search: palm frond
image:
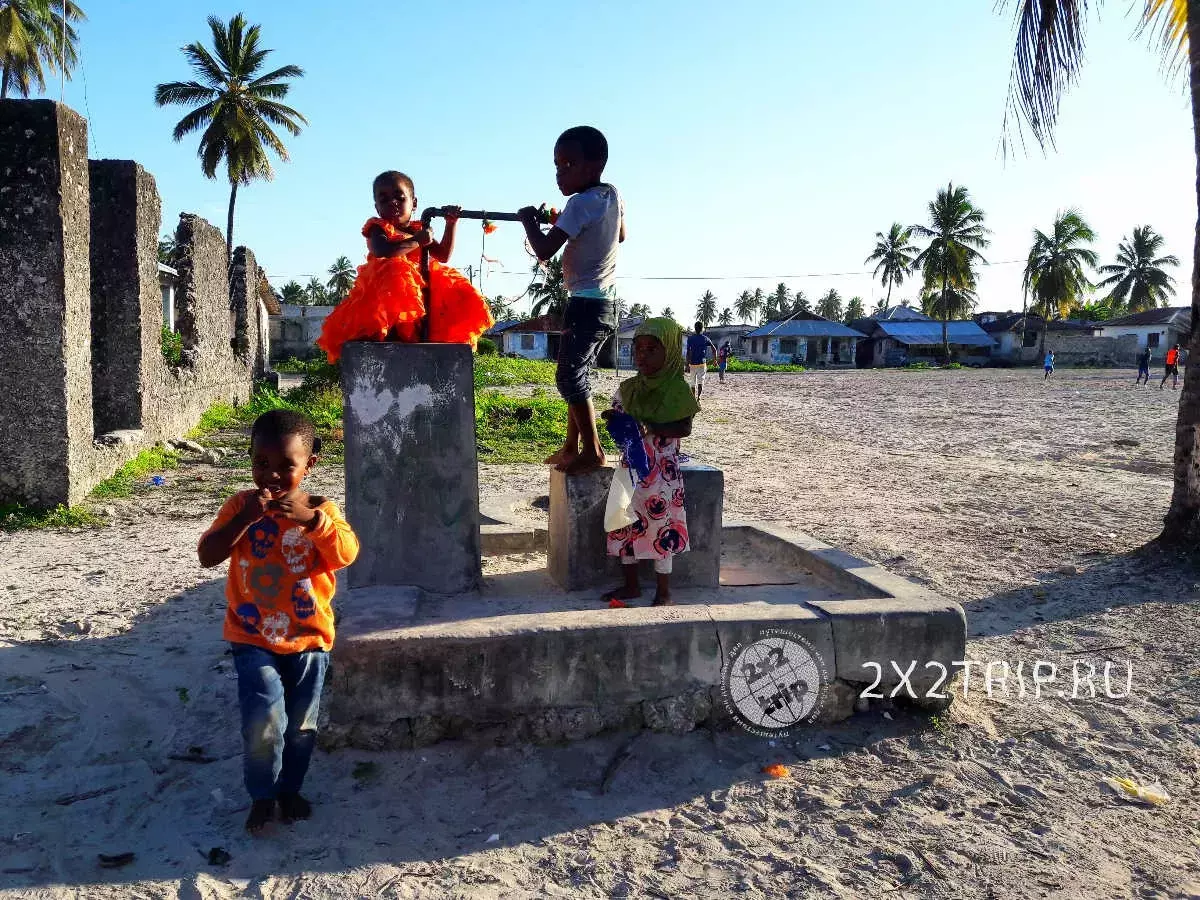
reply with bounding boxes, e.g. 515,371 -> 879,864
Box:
154,80 -> 217,107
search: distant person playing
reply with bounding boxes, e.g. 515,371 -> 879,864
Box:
602,319 -> 699,606
1161,343 -> 1183,389
686,322 -> 718,403
519,125 -> 624,475
198,411 -> 360,834
1136,346 -> 1153,386
1044,350 -> 1055,381
717,340 -> 731,384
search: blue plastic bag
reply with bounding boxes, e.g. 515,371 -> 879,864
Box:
604,412 -> 652,482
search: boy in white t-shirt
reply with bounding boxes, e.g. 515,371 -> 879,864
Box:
519,125 -> 625,475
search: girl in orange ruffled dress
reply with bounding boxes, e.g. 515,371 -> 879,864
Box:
316,171 -> 494,363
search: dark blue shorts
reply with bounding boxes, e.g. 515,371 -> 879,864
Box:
556,297 -> 618,405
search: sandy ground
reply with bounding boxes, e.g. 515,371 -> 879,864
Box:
2,367 -> 1199,899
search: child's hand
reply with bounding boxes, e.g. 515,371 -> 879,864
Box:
271,497 -> 318,526
441,205 -> 461,223
517,206 -> 540,227
415,229 -> 434,247
240,488 -> 271,523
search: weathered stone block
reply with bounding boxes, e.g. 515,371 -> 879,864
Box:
0,100 -> 93,508
341,342 -> 481,593
547,462 -> 723,591
89,159 -> 162,433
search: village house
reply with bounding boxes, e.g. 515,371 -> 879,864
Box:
269,303 -> 334,361
744,314 -> 865,367
850,307 -> 993,366
974,312 -> 1100,363
1099,306 -> 1192,351
501,314 -> 560,360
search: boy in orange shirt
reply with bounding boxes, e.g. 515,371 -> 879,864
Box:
198,410 -> 359,833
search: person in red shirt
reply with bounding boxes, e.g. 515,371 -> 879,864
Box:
199,410 -> 359,833
1161,343 -> 1183,390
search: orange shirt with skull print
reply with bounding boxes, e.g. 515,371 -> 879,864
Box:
203,491 -> 360,654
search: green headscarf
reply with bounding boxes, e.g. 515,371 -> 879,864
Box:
618,318 -> 701,424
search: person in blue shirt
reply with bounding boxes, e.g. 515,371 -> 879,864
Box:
685,322 -> 718,403
1044,349 -> 1055,381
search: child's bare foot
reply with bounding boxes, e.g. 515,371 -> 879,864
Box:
545,446 -> 576,467
278,792 -> 312,823
601,586 -> 642,605
559,450 -> 605,475
245,799 -> 275,834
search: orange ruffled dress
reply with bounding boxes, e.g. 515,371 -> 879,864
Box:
316,217 -> 494,363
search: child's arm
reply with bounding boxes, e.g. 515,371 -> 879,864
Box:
306,504 -> 360,570
428,206 -> 460,264
647,417 -> 693,439
198,490 -> 269,568
367,224 -> 433,259
517,207 -> 569,261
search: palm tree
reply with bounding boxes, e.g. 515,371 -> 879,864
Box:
696,290 -> 718,326
816,289 -> 843,321
158,233 -> 177,266
1022,210 -> 1098,354
662,306 -> 676,322
921,285 -> 978,325
864,223 -> 918,308
0,0 -> 84,99
155,14 -> 307,262
305,277 -> 326,306
771,283 -> 790,315
628,302 -> 651,319
999,0 -> 1200,537
529,257 -> 568,320
911,183 -> 990,361
326,256 -> 356,303
1096,226 -> 1180,313
280,280 -> 305,305
734,290 -> 758,322
845,296 -> 865,323
718,307 -> 734,326
790,291 -> 811,316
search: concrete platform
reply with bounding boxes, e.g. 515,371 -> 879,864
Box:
322,522 -> 966,749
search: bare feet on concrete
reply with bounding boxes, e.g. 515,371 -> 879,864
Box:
278,793 -> 312,823
245,799 -> 275,834
559,450 -> 605,475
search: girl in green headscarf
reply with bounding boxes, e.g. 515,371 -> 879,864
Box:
602,318 -> 700,606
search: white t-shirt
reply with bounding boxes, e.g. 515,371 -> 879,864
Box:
555,183 -> 622,298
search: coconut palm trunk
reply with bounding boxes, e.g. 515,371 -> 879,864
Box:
226,181 -> 237,262
1163,1 -> 1200,540
1,64 -> 9,99
940,272 -> 949,362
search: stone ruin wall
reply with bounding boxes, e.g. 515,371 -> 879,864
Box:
1012,333 -> 1139,367
0,99 -> 268,510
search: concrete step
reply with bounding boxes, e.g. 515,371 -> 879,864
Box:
321,523 -> 965,750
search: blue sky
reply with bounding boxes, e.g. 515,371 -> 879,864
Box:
56,1 -> 1196,321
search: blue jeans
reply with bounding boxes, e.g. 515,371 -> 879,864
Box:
231,643 -> 329,801
556,297 -> 618,404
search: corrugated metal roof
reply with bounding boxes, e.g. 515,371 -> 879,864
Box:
875,320 -> 995,347
746,319 -> 866,339
1102,306 -> 1189,327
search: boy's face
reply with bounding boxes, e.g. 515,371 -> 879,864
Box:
374,176 -> 416,224
633,335 -> 667,377
251,434 -> 317,500
554,140 -> 602,196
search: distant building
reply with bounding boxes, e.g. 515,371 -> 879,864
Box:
744,314 -> 865,367
269,304 -> 335,361
975,312 -> 1099,362
1098,306 -> 1191,351
502,314 -> 560,360
849,308 -> 994,366
158,263 -> 177,331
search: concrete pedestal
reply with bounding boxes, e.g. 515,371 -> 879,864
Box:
342,342 -> 481,593
548,462 -> 723,591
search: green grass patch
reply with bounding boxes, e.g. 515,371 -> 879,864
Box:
726,359 -> 806,373
91,446 -> 180,499
474,356 -> 557,389
162,326 -> 183,366
0,503 -> 99,531
475,389 -> 615,463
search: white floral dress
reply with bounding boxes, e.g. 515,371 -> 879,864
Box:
605,395 -> 690,563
